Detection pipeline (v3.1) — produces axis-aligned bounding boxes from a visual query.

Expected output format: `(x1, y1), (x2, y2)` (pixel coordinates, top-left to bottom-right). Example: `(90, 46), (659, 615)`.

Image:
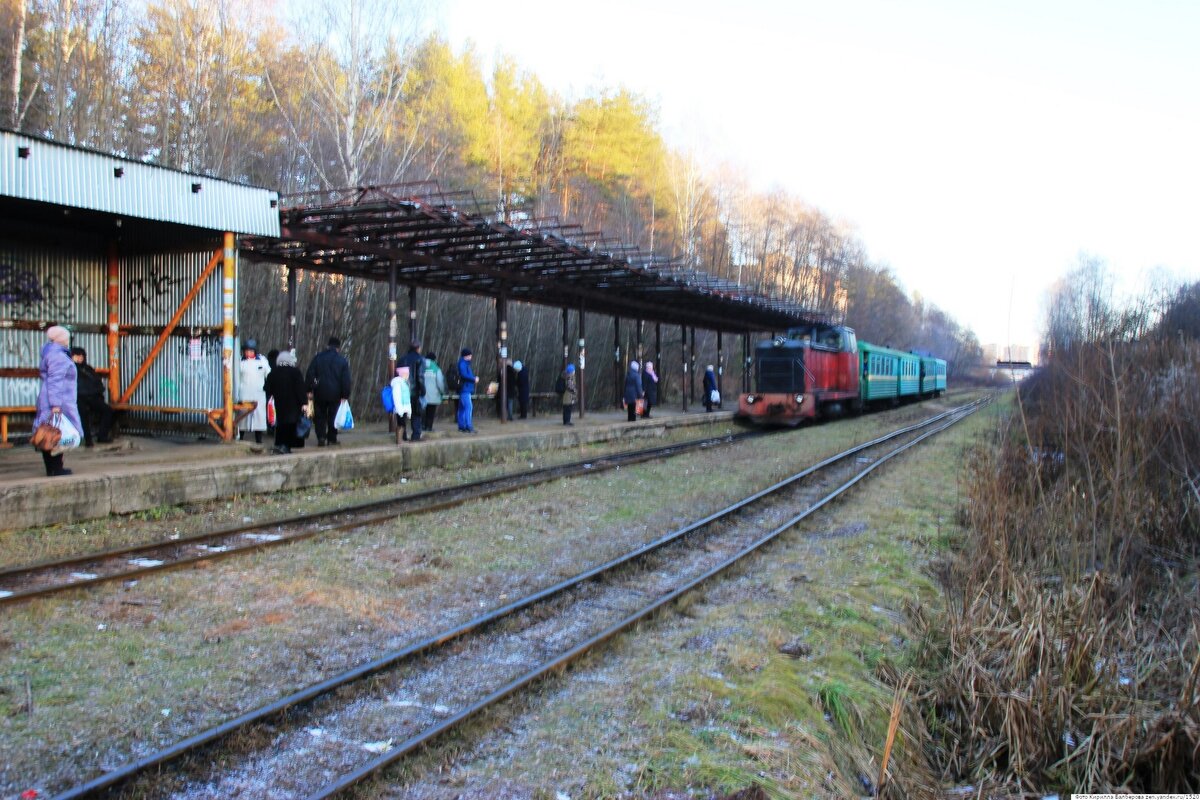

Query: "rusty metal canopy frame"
(241, 184), (824, 333)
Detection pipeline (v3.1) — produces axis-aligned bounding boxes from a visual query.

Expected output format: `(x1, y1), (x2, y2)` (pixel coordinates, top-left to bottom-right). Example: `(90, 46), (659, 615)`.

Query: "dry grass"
(902, 340), (1200, 796)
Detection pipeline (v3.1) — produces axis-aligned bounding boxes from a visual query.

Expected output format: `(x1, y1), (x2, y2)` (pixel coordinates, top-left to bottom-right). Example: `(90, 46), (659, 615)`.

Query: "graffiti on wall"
(0, 262), (94, 318)
(127, 266), (185, 313)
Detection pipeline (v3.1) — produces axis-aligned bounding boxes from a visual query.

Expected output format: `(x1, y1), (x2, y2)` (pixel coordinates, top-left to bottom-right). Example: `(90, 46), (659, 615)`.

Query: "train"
(737, 323), (946, 425)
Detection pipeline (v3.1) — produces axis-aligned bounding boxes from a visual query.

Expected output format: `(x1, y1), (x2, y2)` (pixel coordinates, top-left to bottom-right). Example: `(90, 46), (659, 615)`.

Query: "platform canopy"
(0, 128), (280, 239)
(242, 184), (822, 333)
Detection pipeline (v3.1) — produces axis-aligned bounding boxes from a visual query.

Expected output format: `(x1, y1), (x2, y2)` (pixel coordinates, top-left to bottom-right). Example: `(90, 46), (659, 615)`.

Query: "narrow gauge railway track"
(0, 431), (765, 607)
(52, 397), (988, 800)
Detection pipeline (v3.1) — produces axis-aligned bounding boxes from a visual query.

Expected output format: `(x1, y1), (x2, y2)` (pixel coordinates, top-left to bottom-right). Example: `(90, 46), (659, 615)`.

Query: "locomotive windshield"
(755, 341), (806, 393)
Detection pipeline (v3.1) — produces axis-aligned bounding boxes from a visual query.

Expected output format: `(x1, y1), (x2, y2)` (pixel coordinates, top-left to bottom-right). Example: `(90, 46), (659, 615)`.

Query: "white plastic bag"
(52, 413), (82, 454)
(709, 389), (721, 405)
(334, 399), (354, 430)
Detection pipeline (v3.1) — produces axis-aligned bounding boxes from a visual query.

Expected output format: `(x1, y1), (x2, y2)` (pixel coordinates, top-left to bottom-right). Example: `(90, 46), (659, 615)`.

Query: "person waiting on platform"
(34, 326), (81, 477)
(264, 350), (308, 454)
(306, 336), (352, 446)
(515, 360), (531, 419)
(391, 365), (415, 442)
(238, 338), (270, 444)
(399, 340), (425, 442)
(456, 348), (477, 433)
(703, 365), (719, 412)
(421, 352), (447, 432)
(560, 363), (577, 426)
(623, 361), (644, 422)
(642, 360), (659, 419)
(499, 359), (518, 421)
(70, 347), (114, 446)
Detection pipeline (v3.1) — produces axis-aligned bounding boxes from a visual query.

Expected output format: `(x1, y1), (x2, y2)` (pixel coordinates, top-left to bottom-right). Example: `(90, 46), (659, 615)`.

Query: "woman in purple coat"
(34, 325), (82, 477)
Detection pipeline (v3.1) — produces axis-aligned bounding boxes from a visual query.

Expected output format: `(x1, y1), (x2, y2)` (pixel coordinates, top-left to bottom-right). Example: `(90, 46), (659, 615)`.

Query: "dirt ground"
(0, 393), (993, 798)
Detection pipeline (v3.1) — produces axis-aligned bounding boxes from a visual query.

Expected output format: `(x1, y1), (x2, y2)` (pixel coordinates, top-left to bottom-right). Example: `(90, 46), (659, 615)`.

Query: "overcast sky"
(431, 0), (1200, 350)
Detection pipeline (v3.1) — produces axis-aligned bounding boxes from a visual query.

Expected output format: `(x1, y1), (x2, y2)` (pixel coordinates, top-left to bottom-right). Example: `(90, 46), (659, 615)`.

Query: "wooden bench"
(0, 407), (36, 448)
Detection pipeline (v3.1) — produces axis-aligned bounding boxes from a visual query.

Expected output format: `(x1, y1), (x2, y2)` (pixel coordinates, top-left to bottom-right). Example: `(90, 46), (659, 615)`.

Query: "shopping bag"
(709, 389), (721, 405)
(31, 422), (61, 453)
(266, 397), (277, 427)
(334, 399), (354, 430)
(635, 398), (646, 416)
(296, 415), (313, 440)
(51, 413), (82, 454)
(381, 385), (395, 414)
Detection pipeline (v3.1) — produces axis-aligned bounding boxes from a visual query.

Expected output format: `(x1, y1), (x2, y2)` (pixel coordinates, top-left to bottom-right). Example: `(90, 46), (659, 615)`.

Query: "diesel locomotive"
(737, 323), (946, 425)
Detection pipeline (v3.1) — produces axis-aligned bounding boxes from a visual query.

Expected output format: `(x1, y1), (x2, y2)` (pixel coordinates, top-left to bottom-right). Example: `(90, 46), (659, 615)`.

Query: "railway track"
(0, 430), (764, 607)
(51, 396), (988, 800)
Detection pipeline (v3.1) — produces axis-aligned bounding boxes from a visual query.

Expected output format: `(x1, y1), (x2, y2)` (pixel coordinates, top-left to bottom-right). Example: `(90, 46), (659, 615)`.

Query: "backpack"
(555, 374), (566, 395)
(381, 385), (395, 413)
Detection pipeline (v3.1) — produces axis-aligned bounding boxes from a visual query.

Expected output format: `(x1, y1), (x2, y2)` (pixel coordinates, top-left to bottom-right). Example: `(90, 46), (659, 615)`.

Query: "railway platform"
(0, 407), (737, 532)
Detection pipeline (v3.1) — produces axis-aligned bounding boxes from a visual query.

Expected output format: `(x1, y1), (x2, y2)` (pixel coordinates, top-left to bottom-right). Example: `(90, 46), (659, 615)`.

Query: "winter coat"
(423, 361), (447, 404)
(264, 365), (308, 425)
(643, 369), (659, 405)
(623, 365), (644, 405)
(238, 354), (271, 431)
(517, 367), (531, 404)
(562, 372), (577, 406)
(35, 341), (82, 434)
(75, 361), (106, 400)
(306, 347), (352, 403)
(390, 375), (412, 417)
(458, 357), (477, 394)
(399, 348), (426, 402)
(703, 369), (718, 395)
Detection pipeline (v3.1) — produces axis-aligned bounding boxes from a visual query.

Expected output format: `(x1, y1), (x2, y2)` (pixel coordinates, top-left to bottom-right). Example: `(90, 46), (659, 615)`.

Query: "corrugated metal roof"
(0, 130), (280, 237)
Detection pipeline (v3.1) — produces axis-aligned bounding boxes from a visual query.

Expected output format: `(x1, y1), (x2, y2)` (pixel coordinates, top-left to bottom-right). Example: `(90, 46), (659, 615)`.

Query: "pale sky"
(433, 0), (1200, 351)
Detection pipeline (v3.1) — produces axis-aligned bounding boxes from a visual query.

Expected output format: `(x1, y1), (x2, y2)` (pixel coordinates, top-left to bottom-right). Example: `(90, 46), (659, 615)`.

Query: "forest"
(1, 0), (982, 411)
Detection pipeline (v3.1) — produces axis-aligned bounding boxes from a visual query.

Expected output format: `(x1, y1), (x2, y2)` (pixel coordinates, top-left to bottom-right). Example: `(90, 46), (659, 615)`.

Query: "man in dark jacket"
(71, 347), (113, 446)
(398, 340), (426, 441)
(305, 336), (352, 445)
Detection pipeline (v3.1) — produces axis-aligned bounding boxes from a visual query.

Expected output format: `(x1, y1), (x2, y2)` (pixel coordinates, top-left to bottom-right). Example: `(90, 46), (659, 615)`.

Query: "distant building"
(983, 343), (1035, 366)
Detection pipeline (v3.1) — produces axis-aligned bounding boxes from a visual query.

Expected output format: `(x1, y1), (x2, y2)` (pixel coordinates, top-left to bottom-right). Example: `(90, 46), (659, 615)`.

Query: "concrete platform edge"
(3, 412), (738, 532)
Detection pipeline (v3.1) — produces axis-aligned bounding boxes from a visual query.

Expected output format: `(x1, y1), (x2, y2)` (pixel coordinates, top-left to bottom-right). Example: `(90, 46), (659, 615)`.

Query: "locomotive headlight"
(746, 395), (756, 404)
(794, 394), (804, 404)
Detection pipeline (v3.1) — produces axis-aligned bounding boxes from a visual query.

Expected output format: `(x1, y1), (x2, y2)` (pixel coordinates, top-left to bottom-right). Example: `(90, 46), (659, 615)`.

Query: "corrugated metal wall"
(120, 248), (230, 426)
(1, 238), (235, 435)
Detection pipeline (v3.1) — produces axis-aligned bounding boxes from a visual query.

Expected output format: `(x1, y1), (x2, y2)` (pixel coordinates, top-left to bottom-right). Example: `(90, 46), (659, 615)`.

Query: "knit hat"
(276, 351), (297, 367)
(707, 364), (715, 372)
(514, 360), (523, 371)
(328, 336), (341, 348)
(461, 348), (472, 357)
(244, 338), (258, 351)
(630, 361), (639, 371)
(566, 364), (575, 374)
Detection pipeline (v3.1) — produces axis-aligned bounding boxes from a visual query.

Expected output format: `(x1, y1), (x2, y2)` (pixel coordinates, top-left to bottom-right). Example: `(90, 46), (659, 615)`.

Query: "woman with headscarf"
(623, 361), (644, 422)
(264, 350), (308, 454)
(238, 338), (270, 444)
(642, 361), (659, 419)
(34, 325), (82, 477)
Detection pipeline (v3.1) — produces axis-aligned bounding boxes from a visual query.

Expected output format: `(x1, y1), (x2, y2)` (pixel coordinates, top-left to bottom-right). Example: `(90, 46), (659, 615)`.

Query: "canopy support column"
(286, 265), (297, 352)
(717, 330), (724, 405)
(689, 326), (697, 410)
(681, 323), (688, 412)
(743, 332), (751, 393)
(613, 315), (622, 408)
(386, 265), (398, 432)
(106, 241), (121, 404)
(497, 292), (508, 424)
(577, 302), (587, 419)
(221, 232), (236, 442)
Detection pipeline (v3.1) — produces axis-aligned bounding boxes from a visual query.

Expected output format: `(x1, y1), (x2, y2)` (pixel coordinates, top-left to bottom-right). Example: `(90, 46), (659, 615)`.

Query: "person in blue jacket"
(456, 348), (478, 433)
(703, 364), (719, 412)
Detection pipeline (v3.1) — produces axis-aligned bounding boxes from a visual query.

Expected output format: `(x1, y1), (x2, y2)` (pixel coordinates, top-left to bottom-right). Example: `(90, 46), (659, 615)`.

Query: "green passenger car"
(920, 356), (947, 395)
(858, 341), (922, 404)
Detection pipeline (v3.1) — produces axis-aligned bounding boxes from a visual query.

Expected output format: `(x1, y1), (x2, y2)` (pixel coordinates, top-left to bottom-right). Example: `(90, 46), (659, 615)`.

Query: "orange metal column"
(222, 232), (236, 442)
(106, 241), (121, 402)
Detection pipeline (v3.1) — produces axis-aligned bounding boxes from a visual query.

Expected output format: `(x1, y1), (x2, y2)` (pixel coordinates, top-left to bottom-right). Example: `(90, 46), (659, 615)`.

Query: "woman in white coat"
(238, 339), (271, 443)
